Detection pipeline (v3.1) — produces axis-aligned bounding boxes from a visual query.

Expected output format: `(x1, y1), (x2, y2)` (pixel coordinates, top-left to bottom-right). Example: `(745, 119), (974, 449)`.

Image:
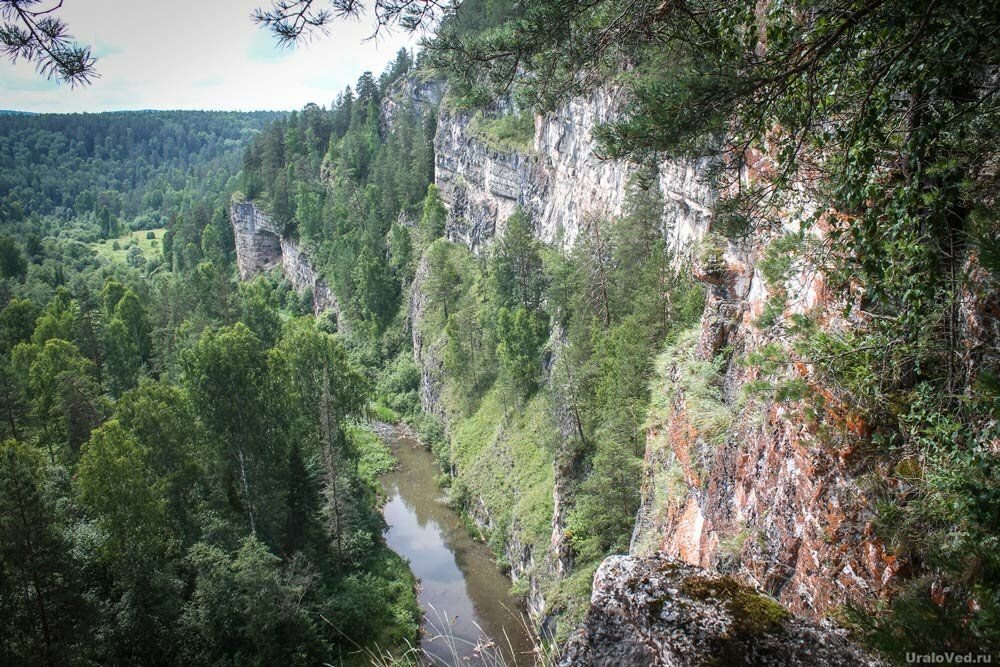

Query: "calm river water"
(379, 426), (534, 666)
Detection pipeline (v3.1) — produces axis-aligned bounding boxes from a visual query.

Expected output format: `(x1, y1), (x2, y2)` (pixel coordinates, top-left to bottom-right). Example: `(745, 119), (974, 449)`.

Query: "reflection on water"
(379, 426), (533, 666)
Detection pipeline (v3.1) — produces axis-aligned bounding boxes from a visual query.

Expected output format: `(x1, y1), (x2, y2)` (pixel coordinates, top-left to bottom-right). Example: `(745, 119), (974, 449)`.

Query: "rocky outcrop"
(381, 75), (445, 136)
(409, 253), (446, 418)
(557, 554), (877, 667)
(230, 200), (339, 318)
(232, 200), (283, 278)
(434, 87), (713, 253)
(629, 215), (906, 617)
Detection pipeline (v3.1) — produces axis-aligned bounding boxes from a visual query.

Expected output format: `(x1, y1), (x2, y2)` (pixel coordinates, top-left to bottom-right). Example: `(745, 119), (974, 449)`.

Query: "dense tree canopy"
(0, 70), (420, 661)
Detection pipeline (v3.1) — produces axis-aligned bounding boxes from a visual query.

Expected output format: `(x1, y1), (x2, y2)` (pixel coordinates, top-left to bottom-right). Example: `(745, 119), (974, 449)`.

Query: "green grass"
(449, 386), (556, 561)
(346, 423), (397, 489)
(91, 228), (166, 265)
(647, 327), (732, 448)
(543, 561), (600, 643)
(370, 402), (401, 423)
(467, 111), (535, 153)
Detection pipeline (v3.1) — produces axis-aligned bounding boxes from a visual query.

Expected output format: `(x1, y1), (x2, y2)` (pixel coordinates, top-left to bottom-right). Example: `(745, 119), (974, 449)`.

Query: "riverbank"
(375, 423), (535, 666)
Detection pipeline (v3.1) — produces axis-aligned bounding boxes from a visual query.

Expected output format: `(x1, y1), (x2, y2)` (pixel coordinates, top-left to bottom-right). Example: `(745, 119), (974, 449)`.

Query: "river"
(378, 425), (535, 666)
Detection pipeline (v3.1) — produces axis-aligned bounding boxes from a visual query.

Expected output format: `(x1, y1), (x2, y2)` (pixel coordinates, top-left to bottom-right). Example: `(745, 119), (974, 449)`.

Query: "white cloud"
(0, 0), (418, 112)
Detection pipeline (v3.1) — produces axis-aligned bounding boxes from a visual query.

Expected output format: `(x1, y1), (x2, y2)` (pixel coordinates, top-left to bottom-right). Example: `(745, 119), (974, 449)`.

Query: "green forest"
(0, 95), (423, 664)
(2, 0), (999, 664)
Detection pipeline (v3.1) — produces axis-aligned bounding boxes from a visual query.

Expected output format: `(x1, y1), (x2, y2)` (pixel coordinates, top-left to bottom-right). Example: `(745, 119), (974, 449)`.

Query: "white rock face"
(231, 200), (282, 278)
(380, 76), (445, 137)
(230, 201), (338, 317)
(434, 86), (715, 253)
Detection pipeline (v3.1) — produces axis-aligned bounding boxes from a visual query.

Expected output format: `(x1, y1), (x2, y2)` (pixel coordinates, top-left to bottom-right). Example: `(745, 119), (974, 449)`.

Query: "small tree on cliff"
(418, 183), (447, 247)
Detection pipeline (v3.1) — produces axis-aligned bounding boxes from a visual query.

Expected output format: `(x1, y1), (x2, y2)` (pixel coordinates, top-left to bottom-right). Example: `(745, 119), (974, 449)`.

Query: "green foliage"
(76, 420), (170, 571)
(488, 209), (546, 312)
(844, 382), (1000, 658)
(565, 438), (641, 562)
(375, 353), (421, 416)
(0, 110), (281, 221)
(413, 168), (707, 626)
(418, 184), (448, 246)
(467, 111), (535, 153)
(183, 323), (277, 538)
(239, 60), (436, 351)
(181, 537), (330, 665)
(347, 424), (397, 488)
(0, 298), (38, 353)
(424, 238), (465, 324)
(0, 438), (89, 665)
(103, 317), (141, 397)
(22, 337), (101, 460)
(495, 306), (548, 396)
(0, 235), (27, 280)
(0, 100), (423, 663)
(238, 276), (283, 348)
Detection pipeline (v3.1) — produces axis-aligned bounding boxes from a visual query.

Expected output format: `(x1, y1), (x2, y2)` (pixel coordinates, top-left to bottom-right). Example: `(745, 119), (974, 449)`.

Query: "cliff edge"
(558, 554), (877, 666)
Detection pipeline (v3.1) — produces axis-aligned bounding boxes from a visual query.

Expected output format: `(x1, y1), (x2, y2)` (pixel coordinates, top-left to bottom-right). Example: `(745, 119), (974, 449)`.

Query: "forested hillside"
(236, 0), (1000, 662)
(2, 0), (998, 664)
(0, 110), (283, 223)
(0, 102), (422, 665)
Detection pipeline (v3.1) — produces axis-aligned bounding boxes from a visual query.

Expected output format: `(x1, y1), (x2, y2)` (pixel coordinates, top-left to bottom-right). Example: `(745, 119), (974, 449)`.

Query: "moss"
(681, 575), (791, 635)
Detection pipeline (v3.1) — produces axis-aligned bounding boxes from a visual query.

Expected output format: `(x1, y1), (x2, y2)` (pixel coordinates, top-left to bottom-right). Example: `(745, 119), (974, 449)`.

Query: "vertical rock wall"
(629, 203), (904, 617)
(434, 87), (714, 253)
(230, 200), (339, 319)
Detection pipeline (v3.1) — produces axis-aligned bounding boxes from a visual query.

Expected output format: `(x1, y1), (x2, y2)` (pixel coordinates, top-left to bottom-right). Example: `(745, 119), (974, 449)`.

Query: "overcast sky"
(0, 0), (419, 113)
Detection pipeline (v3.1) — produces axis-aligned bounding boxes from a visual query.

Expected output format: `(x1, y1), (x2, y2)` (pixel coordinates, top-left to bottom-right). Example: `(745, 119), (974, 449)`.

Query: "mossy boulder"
(557, 554), (878, 667)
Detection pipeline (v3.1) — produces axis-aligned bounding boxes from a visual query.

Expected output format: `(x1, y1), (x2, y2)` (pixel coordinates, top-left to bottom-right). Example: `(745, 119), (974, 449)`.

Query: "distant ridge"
(0, 110), (37, 115)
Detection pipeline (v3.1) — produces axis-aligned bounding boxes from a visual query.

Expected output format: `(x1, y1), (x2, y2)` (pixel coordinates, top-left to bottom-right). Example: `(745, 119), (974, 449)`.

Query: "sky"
(0, 0), (420, 113)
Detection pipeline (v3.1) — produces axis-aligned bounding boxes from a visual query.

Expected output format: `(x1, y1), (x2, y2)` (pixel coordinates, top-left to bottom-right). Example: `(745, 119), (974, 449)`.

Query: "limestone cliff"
(230, 200), (339, 320)
(435, 87), (713, 253)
